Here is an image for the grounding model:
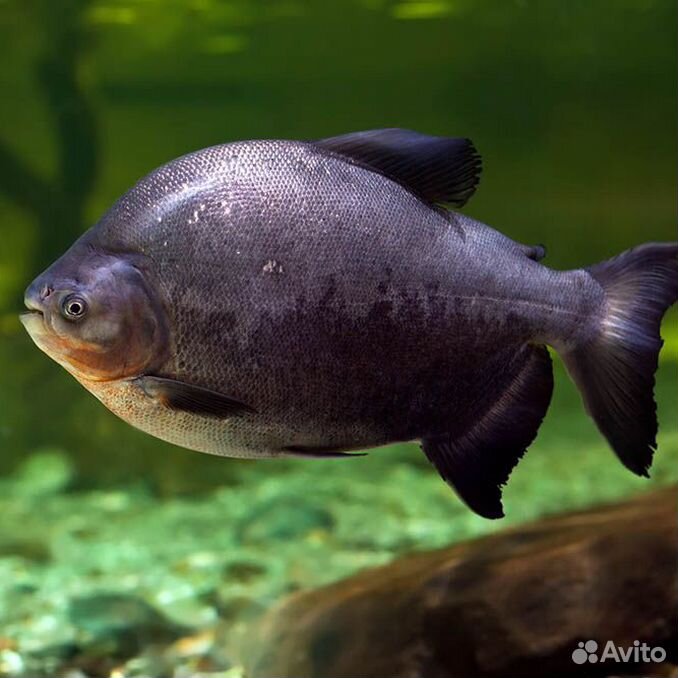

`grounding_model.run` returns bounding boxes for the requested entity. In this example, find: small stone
[238,499,334,542]
[169,629,214,658]
[10,449,74,497]
[69,593,190,657]
[0,648,24,674]
[221,561,266,583]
